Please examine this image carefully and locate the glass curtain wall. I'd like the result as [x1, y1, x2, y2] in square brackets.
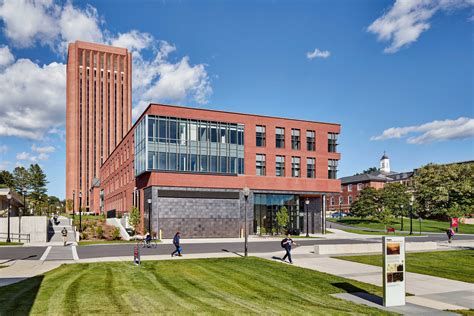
[135, 115, 245, 176]
[254, 194, 302, 235]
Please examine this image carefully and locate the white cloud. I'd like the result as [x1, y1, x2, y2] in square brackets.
[0, 145, 7, 154]
[306, 48, 331, 59]
[31, 144, 55, 153]
[368, 0, 474, 53]
[37, 152, 49, 160]
[0, 45, 14, 67]
[371, 117, 474, 144]
[109, 30, 153, 53]
[16, 151, 35, 161]
[0, 160, 11, 170]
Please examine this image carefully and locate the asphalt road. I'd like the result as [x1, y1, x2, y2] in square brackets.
[0, 247, 46, 261]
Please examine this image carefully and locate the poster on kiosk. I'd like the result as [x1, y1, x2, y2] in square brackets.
[383, 236, 406, 307]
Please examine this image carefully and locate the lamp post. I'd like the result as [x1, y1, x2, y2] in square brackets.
[72, 190, 75, 227]
[409, 196, 414, 235]
[6, 192, 12, 243]
[400, 204, 404, 231]
[147, 199, 152, 234]
[339, 199, 342, 220]
[243, 187, 250, 257]
[79, 191, 82, 233]
[305, 199, 310, 237]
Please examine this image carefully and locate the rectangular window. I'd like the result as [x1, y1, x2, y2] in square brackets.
[200, 155, 208, 172]
[357, 183, 363, 191]
[169, 153, 177, 171]
[292, 156, 300, 177]
[328, 133, 338, 153]
[307, 157, 315, 178]
[256, 154, 266, 176]
[348, 184, 352, 192]
[210, 156, 218, 172]
[291, 128, 300, 150]
[276, 155, 285, 177]
[306, 130, 315, 151]
[328, 159, 338, 179]
[220, 156, 227, 173]
[256, 125, 266, 147]
[330, 197, 334, 206]
[339, 196, 343, 205]
[348, 196, 353, 204]
[276, 127, 285, 148]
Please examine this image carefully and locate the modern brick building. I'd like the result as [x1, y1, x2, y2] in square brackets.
[100, 103, 341, 238]
[66, 41, 132, 212]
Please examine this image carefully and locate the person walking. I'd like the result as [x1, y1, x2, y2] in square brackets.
[446, 228, 455, 243]
[61, 227, 68, 246]
[171, 232, 182, 257]
[281, 233, 296, 264]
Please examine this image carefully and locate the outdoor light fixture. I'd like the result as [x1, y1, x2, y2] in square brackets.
[79, 191, 82, 233]
[6, 192, 12, 243]
[305, 199, 310, 237]
[243, 187, 250, 257]
[147, 198, 152, 234]
[400, 204, 404, 231]
[409, 195, 414, 235]
[72, 190, 75, 227]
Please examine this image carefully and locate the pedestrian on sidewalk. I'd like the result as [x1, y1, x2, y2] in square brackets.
[171, 232, 182, 257]
[281, 233, 296, 264]
[446, 228, 455, 243]
[61, 227, 68, 246]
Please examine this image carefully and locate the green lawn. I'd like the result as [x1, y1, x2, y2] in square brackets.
[0, 257, 395, 315]
[334, 250, 474, 283]
[0, 241, 23, 246]
[328, 217, 474, 234]
[339, 228, 425, 237]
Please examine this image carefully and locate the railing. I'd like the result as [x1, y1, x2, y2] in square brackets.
[0, 232, 31, 243]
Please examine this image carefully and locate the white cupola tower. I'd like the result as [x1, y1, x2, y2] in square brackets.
[380, 151, 390, 173]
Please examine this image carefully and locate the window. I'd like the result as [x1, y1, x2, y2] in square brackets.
[291, 156, 300, 177]
[348, 196, 353, 205]
[291, 128, 300, 150]
[328, 159, 338, 179]
[348, 184, 352, 192]
[307, 130, 315, 151]
[256, 154, 266, 176]
[339, 196, 343, 205]
[307, 157, 315, 178]
[328, 133, 338, 153]
[276, 155, 285, 177]
[276, 127, 285, 148]
[330, 197, 334, 206]
[357, 183, 363, 191]
[256, 125, 266, 147]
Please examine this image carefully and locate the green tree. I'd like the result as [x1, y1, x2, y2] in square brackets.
[13, 166, 31, 214]
[382, 182, 411, 229]
[355, 167, 378, 175]
[276, 206, 289, 235]
[0, 170, 15, 188]
[66, 199, 73, 213]
[28, 164, 48, 215]
[350, 187, 380, 218]
[128, 206, 141, 231]
[413, 163, 473, 218]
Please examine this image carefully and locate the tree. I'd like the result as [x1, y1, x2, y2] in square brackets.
[28, 164, 48, 215]
[0, 170, 14, 188]
[350, 187, 380, 218]
[382, 182, 411, 229]
[413, 163, 473, 219]
[66, 199, 73, 213]
[128, 206, 141, 231]
[355, 167, 378, 175]
[276, 206, 289, 235]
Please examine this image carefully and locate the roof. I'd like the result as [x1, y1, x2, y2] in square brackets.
[380, 151, 389, 160]
[340, 170, 414, 185]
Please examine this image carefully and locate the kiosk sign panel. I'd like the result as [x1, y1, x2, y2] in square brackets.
[383, 236, 405, 307]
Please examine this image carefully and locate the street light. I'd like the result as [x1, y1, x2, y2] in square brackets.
[243, 187, 250, 257]
[6, 192, 12, 243]
[72, 190, 75, 227]
[409, 195, 414, 235]
[305, 199, 310, 237]
[79, 191, 82, 233]
[147, 198, 152, 234]
[400, 204, 404, 231]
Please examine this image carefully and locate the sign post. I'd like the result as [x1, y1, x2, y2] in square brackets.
[134, 245, 141, 266]
[383, 236, 405, 307]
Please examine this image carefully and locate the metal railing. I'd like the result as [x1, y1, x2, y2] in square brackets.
[0, 232, 31, 243]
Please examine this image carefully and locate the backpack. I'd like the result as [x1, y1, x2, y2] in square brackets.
[281, 239, 286, 248]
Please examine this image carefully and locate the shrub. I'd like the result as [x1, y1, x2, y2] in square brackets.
[111, 227, 121, 240]
[96, 225, 104, 239]
[80, 232, 88, 240]
[260, 226, 267, 235]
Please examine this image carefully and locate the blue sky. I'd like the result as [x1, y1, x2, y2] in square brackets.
[0, 0, 472, 199]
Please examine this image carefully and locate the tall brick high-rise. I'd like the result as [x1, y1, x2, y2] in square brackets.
[66, 41, 132, 212]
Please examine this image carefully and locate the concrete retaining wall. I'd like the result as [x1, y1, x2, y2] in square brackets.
[106, 218, 130, 240]
[314, 241, 437, 255]
[0, 216, 48, 242]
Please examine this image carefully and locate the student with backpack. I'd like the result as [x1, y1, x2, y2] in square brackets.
[281, 233, 296, 264]
[171, 232, 182, 257]
[446, 228, 455, 243]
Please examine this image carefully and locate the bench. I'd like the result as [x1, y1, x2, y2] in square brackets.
[386, 227, 396, 234]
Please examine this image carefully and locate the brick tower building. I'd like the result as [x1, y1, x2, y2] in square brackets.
[66, 41, 132, 212]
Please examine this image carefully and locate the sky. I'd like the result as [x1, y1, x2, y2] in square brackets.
[0, 0, 472, 199]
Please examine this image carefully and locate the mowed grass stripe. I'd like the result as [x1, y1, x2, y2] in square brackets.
[0, 257, 395, 315]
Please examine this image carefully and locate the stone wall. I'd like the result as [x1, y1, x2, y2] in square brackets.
[0, 216, 48, 243]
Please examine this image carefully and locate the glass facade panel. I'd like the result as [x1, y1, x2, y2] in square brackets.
[253, 194, 302, 235]
[135, 115, 244, 176]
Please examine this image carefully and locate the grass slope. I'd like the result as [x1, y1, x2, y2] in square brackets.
[335, 250, 474, 283]
[0, 241, 23, 246]
[328, 217, 474, 234]
[0, 257, 395, 315]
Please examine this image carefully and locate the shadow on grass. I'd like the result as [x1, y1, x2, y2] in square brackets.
[331, 282, 369, 294]
[0, 275, 44, 314]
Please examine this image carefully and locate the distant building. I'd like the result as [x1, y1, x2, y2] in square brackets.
[0, 188, 24, 217]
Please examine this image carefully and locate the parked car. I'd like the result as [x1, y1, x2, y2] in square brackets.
[331, 212, 348, 218]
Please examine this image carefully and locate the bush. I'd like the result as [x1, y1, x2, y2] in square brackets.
[260, 226, 266, 235]
[80, 232, 88, 240]
[111, 227, 121, 240]
[96, 225, 104, 239]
